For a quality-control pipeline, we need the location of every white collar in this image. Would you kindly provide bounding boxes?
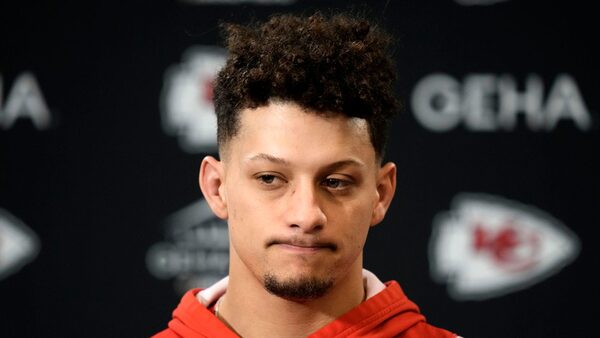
[196,269,386,306]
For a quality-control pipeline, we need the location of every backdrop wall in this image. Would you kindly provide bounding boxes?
[1,1,597,337]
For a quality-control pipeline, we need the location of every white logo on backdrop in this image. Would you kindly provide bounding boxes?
[160,46,226,153]
[411,73,592,132]
[146,199,229,293]
[0,72,52,130]
[0,208,40,281]
[429,193,580,300]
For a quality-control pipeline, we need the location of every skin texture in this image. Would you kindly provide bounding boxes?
[199,101,396,337]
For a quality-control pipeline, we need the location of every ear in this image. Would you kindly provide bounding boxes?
[370,162,397,226]
[199,156,228,220]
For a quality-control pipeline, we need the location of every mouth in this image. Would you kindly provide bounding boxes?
[268,239,337,252]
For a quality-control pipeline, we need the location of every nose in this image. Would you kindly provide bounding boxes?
[285,179,327,232]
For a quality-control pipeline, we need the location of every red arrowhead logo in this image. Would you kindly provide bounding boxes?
[429,194,580,300]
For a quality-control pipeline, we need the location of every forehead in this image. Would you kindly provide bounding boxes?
[224,101,375,167]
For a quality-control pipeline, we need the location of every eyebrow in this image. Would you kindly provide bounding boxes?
[246,153,365,170]
[246,153,291,165]
[323,159,366,171]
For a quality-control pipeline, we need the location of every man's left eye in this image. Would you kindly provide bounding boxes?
[322,178,349,189]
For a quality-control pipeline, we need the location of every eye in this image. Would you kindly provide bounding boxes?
[255,173,286,188]
[258,174,277,184]
[322,177,351,190]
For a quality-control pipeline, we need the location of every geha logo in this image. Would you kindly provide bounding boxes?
[160,46,226,153]
[0,208,40,281]
[411,73,592,132]
[0,72,52,130]
[429,193,580,300]
[146,199,229,293]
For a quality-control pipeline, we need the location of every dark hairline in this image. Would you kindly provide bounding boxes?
[217,100,384,165]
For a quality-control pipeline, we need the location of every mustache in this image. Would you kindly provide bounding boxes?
[267,237,337,251]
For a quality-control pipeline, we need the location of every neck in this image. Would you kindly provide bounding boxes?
[219,252,365,338]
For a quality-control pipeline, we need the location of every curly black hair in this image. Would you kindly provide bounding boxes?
[213,11,399,160]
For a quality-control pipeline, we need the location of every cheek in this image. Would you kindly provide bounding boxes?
[336,199,373,247]
[226,183,275,241]
[228,193,267,226]
[225,178,256,222]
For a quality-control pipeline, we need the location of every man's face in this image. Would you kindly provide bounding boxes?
[219,101,387,299]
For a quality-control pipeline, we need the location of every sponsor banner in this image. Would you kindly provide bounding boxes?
[160,46,226,153]
[411,73,592,132]
[429,193,580,300]
[146,199,229,293]
[0,208,40,281]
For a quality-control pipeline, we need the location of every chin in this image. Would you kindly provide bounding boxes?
[262,271,335,300]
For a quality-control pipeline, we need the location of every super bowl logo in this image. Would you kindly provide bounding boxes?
[429,193,580,300]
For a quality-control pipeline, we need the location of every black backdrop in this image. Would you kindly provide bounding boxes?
[1,0,598,337]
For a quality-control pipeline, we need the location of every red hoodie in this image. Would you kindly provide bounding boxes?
[154,271,458,338]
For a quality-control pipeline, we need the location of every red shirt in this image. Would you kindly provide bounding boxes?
[154,281,457,338]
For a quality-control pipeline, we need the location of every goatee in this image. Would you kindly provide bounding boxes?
[263,273,334,300]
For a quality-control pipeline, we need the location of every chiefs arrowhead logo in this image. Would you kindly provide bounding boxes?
[160,46,226,153]
[429,193,580,300]
[0,208,40,281]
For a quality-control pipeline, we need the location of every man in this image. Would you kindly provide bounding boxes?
[155,12,459,338]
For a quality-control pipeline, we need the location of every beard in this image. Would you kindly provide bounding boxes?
[263,272,334,300]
